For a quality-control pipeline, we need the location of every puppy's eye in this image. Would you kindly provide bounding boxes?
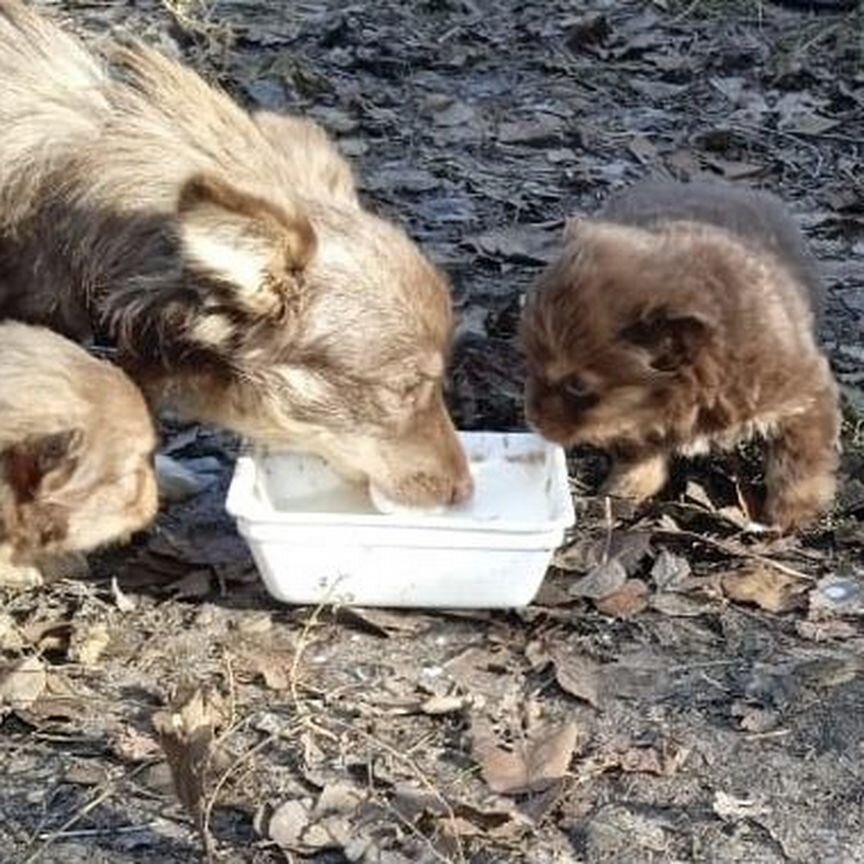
[561,377,590,400]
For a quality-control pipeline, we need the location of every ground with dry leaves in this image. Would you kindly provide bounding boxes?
[2,1,864,862]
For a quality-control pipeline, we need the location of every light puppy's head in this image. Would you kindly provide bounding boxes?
[0,323,157,563]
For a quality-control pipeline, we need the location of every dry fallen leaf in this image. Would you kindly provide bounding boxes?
[113,724,164,762]
[650,548,692,592]
[651,592,715,618]
[796,619,858,641]
[420,693,471,715]
[731,702,780,733]
[242,650,289,690]
[152,687,225,856]
[617,744,689,776]
[268,784,366,854]
[471,715,579,795]
[569,558,628,599]
[269,799,314,849]
[594,579,650,617]
[721,564,809,613]
[713,791,771,821]
[111,576,137,612]
[0,613,25,651]
[550,647,603,708]
[0,655,46,712]
[168,569,213,599]
[68,622,111,667]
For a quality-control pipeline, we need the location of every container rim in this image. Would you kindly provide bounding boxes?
[226,433,576,536]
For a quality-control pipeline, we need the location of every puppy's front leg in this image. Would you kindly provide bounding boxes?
[602,451,669,501]
[0,545,42,588]
[764,387,840,532]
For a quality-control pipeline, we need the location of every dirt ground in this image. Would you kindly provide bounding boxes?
[2,0,864,861]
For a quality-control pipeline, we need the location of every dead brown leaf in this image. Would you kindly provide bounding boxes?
[0,613,25,651]
[594,579,650,617]
[721,564,809,613]
[152,687,225,858]
[68,622,111,667]
[650,548,692,592]
[241,650,289,690]
[111,576,137,612]
[113,724,164,762]
[617,744,689,776]
[420,693,471,715]
[796,619,858,641]
[569,558,628,599]
[21,671,96,725]
[267,783,367,854]
[651,592,716,617]
[168,569,213,599]
[0,655,46,712]
[549,647,603,708]
[268,798,314,849]
[471,715,579,795]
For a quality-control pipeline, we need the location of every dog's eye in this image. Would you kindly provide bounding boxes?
[397,380,423,398]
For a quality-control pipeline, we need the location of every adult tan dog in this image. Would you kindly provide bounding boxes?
[0,323,157,579]
[521,180,841,532]
[0,1,472,509]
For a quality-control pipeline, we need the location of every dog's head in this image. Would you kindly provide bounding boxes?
[0,326,158,561]
[520,218,722,452]
[135,174,472,507]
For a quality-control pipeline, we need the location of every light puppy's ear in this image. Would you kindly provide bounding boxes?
[177,173,317,320]
[2,428,84,502]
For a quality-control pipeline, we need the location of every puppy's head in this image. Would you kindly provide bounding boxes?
[520,218,721,451]
[0,325,158,562]
[147,174,471,507]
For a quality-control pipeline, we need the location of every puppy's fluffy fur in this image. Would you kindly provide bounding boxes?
[0,1,471,507]
[0,323,157,566]
[520,180,841,531]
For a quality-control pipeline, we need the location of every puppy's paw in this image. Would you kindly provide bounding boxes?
[0,556,42,589]
[602,454,668,501]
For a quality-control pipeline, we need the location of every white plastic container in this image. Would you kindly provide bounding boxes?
[226,431,575,609]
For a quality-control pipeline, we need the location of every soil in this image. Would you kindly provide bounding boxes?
[2,1,864,863]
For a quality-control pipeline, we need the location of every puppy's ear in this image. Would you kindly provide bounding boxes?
[177,173,317,320]
[1,429,84,503]
[621,307,715,372]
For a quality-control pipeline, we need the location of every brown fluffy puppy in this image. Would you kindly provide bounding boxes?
[0,322,157,573]
[0,1,471,508]
[520,180,841,531]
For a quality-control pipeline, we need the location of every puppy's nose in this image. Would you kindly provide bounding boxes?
[450,471,474,504]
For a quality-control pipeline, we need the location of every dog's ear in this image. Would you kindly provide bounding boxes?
[620,306,715,372]
[177,173,317,321]
[1,429,84,503]
[563,216,590,244]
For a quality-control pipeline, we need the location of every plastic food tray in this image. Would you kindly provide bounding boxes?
[226,431,575,608]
